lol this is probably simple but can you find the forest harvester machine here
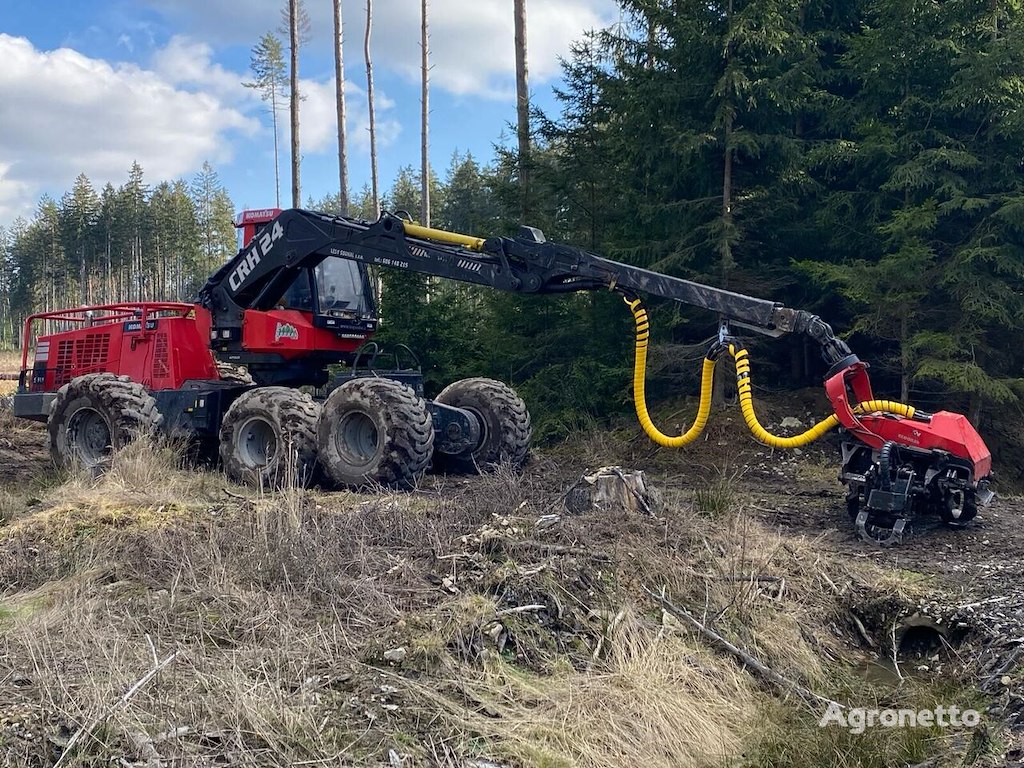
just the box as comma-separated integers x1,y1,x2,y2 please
13,208,992,544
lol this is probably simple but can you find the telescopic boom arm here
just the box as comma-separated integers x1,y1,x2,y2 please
198,208,854,367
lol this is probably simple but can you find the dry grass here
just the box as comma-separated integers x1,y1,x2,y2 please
0,435,987,767
400,606,759,768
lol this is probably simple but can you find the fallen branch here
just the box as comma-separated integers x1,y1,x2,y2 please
644,586,842,711
55,651,179,767
850,611,877,649
957,595,1010,611
889,621,904,682
985,645,1024,687
502,540,613,561
496,604,546,617
818,570,841,595
222,488,251,502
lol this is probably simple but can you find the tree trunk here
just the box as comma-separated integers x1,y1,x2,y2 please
272,82,281,209
420,0,430,226
714,0,735,406
289,0,301,208
900,313,910,402
334,0,350,215
365,0,380,219
513,0,529,220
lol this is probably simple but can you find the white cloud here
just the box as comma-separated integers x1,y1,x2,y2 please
0,164,34,224
297,78,401,156
149,34,399,159
152,35,251,103
389,0,617,98
144,0,619,98
0,34,258,223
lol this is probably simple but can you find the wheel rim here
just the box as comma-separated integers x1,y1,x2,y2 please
458,406,488,458
67,407,112,464
237,416,279,468
334,410,380,468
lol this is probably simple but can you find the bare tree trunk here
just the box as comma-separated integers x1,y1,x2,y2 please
272,82,282,209
513,0,529,219
420,0,430,226
289,0,301,208
334,0,350,215
365,0,380,219
722,116,733,280
714,0,735,406
900,313,910,402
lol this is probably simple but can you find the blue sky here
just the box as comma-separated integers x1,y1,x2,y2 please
0,0,619,226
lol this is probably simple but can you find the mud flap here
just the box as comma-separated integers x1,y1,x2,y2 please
855,510,907,547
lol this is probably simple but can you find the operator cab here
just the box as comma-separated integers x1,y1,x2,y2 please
278,258,373,318
230,210,379,379
235,208,377,321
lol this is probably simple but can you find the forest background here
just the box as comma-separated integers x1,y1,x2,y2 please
1,0,1022,443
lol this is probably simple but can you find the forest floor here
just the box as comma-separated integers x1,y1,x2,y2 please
0,386,1023,768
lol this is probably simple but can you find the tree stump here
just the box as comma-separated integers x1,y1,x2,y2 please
564,466,662,516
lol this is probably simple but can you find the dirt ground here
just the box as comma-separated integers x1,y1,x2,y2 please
0,394,1022,767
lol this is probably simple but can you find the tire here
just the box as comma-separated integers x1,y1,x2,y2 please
317,377,434,489
433,377,531,472
219,387,320,488
48,373,162,470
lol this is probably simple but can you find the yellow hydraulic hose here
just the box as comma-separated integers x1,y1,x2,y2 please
730,345,841,448
728,344,916,448
624,295,919,451
625,296,716,447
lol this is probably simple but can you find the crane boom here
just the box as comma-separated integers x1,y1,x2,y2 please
199,209,853,371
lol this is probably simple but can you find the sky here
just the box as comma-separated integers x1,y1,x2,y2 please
0,0,621,228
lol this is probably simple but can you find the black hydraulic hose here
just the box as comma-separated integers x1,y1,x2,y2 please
878,441,896,491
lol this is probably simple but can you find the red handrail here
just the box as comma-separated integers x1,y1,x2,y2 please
19,301,197,375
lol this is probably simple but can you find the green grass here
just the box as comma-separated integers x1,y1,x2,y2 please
693,480,735,517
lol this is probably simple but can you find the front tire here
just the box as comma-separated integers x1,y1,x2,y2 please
48,373,162,470
317,378,434,489
433,377,531,472
219,387,320,487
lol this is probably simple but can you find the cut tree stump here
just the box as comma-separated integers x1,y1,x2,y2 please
564,466,662,516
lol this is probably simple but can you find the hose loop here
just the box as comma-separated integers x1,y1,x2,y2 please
727,344,916,449
623,297,919,452
624,295,715,447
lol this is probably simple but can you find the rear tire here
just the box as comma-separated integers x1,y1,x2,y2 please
48,373,162,470
433,377,531,472
219,387,320,487
317,378,433,489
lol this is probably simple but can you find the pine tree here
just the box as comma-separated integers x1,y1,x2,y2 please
191,162,237,279
58,173,100,305
116,162,150,300
243,33,289,209
365,0,380,218
333,0,350,214
283,0,311,208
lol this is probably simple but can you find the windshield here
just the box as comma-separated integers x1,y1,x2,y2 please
315,258,371,315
